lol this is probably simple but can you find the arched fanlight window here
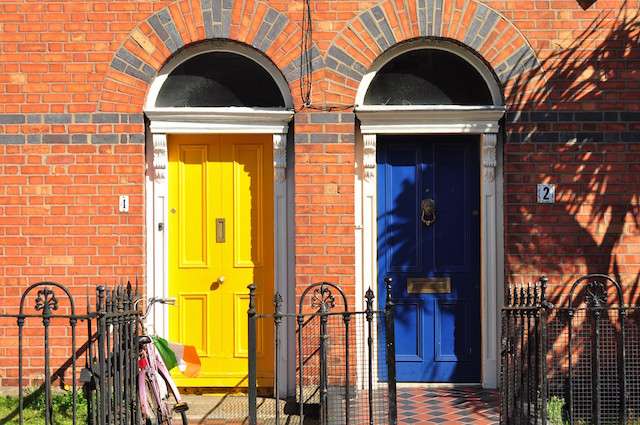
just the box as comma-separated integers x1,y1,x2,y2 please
155,51,286,108
363,49,493,106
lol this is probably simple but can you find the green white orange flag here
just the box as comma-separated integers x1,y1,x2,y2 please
151,336,201,378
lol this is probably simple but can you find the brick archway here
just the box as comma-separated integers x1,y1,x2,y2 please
99,0,319,112
323,0,541,105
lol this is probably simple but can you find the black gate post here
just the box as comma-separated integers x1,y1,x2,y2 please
247,283,258,425
589,291,602,425
40,288,55,425
365,288,375,425
69,295,78,425
618,304,627,424
274,292,283,425
384,277,398,425
17,306,25,425
96,286,107,425
538,276,550,425
343,311,351,425
319,288,329,425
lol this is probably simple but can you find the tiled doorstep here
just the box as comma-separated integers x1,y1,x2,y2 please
398,387,499,425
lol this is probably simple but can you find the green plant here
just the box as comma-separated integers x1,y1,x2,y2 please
0,388,88,424
52,390,87,418
546,397,640,425
547,396,566,425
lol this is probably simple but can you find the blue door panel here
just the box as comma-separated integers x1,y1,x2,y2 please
393,301,422,362
433,144,468,271
383,144,422,273
378,135,480,383
434,299,469,361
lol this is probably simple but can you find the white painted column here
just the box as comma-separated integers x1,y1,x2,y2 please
272,133,290,395
358,133,378,388
362,134,377,301
481,133,498,388
273,133,288,300
150,133,169,337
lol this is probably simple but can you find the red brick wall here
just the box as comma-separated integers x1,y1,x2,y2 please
0,0,639,385
0,143,145,285
294,112,356,299
0,142,145,385
504,140,640,305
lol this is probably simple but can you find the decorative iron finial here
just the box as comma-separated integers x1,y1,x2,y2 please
539,276,554,310
273,292,283,324
539,276,548,302
384,277,393,307
35,288,58,315
311,284,336,312
365,287,375,320
96,286,106,314
247,283,256,315
585,279,607,309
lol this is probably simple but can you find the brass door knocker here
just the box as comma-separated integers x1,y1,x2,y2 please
421,198,436,226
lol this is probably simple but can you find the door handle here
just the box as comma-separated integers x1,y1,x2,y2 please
210,276,225,290
421,198,436,226
216,218,225,243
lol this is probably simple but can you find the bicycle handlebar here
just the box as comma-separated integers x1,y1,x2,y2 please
135,297,176,320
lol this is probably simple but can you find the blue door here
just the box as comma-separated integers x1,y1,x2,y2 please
377,135,481,383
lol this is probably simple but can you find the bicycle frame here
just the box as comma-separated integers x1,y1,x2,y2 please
135,297,186,422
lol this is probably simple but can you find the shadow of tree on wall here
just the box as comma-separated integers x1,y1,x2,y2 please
502,4,640,421
504,2,640,306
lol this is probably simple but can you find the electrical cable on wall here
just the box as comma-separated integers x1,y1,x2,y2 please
298,0,355,112
299,0,313,107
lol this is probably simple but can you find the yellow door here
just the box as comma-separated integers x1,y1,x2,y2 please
168,134,274,387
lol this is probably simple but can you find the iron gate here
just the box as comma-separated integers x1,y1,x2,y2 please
0,281,140,425
248,280,398,425
500,274,640,425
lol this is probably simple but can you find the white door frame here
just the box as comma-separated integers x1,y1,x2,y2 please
355,106,505,388
354,38,506,389
143,40,295,394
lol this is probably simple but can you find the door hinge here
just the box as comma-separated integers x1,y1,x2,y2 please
158,222,164,231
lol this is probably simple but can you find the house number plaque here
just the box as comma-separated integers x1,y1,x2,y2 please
407,277,451,294
537,183,555,203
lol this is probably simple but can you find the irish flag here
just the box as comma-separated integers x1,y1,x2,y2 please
152,336,201,378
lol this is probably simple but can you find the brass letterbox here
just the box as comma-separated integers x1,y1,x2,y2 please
407,277,451,294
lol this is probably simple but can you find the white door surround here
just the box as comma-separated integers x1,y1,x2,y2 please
143,40,295,394
354,40,506,389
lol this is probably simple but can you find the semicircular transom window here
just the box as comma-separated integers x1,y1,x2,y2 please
364,49,493,106
156,52,286,108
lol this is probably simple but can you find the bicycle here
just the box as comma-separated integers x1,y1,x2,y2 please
135,296,189,425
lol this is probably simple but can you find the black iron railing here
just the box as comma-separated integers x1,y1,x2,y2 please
0,281,140,425
500,276,553,424
501,274,640,425
248,279,398,425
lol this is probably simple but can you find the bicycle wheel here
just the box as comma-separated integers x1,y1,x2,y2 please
143,373,188,425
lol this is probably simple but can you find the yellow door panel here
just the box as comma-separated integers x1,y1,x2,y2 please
168,134,274,387
179,294,208,356
178,145,209,267
232,143,264,267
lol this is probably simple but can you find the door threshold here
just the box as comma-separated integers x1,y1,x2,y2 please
396,383,482,388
